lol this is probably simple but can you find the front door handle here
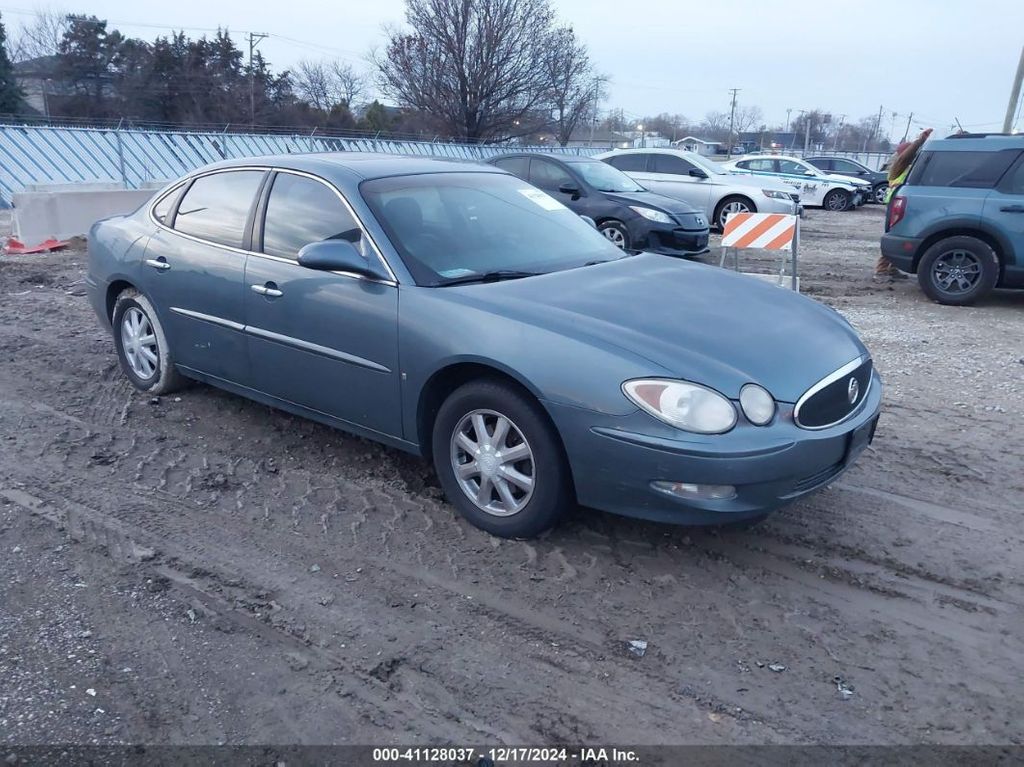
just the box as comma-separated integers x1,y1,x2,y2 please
145,257,170,271
251,283,283,298
1000,205,1024,213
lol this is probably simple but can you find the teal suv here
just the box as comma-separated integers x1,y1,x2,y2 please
881,134,1024,305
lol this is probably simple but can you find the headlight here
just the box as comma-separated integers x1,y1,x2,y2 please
623,379,737,434
739,384,776,425
629,206,673,224
761,189,792,200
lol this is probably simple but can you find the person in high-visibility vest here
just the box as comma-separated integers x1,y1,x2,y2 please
875,128,933,281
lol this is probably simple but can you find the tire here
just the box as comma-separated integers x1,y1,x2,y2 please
917,235,999,306
112,288,186,394
872,183,888,204
598,220,630,250
822,188,852,212
432,379,573,538
713,195,755,230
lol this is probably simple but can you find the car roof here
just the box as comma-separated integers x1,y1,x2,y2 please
922,135,1024,152
197,152,502,180
732,154,805,161
488,152,601,164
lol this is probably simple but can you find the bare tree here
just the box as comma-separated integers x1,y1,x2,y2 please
7,8,69,63
542,25,606,146
295,59,332,111
733,105,764,135
376,0,555,142
700,110,730,141
330,61,366,107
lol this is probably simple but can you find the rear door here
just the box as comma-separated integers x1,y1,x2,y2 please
527,157,585,214
141,168,267,383
244,170,402,437
981,152,1024,284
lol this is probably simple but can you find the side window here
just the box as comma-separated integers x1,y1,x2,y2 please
833,159,862,174
744,159,776,172
492,157,529,179
1004,158,1024,195
777,160,808,175
152,185,182,225
173,171,265,248
261,173,360,259
606,154,648,172
652,154,695,175
529,159,574,190
909,150,1018,188
810,158,832,171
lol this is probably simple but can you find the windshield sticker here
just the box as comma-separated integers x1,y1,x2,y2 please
517,188,565,211
438,268,476,278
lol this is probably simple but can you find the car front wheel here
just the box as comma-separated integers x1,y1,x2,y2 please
714,196,754,230
112,289,185,394
873,183,888,204
917,236,1000,306
598,220,630,250
432,379,573,538
823,189,852,212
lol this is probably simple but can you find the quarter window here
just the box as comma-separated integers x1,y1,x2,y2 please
605,154,648,172
152,185,181,225
173,171,265,248
262,173,359,259
652,154,695,175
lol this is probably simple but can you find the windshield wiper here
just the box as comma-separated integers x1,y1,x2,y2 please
437,269,542,286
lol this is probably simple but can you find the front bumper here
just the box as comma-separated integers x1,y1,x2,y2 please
545,370,882,525
880,233,921,273
639,224,711,257
759,196,802,218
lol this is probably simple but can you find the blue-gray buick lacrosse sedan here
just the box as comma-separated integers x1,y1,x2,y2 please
87,154,881,538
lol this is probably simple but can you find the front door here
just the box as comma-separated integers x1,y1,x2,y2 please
243,171,402,438
140,169,267,383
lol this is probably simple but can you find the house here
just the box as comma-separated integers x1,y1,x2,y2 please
565,128,634,149
670,136,721,156
13,56,62,115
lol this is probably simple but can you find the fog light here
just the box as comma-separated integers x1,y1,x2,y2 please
651,481,737,500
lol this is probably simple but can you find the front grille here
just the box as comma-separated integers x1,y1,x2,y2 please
794,358,872,430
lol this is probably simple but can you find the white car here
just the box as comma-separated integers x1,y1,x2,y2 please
597,148,801,230
721,154,872,212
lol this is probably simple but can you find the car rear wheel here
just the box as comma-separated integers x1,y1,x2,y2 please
823,189,852,212
917,236,999,306
112,289,186,394
598,220,630,250
432,379,573,538
714,196,754,230
873,183,888,204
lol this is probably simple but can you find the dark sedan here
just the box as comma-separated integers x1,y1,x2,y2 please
805,156,889,204
486,153,710,256
87,154,880,538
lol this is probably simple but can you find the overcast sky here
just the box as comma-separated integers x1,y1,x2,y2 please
4,0,1023,137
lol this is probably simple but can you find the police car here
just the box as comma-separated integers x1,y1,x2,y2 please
721,154,870,211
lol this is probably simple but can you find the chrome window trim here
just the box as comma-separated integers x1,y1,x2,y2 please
793,355,872,431
147,165,399,286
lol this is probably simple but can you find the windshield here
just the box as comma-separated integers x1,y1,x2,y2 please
571,161,645,192
684,152,729,176
361,172,623,286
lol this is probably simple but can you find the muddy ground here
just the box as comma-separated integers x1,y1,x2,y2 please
1,205,1022,747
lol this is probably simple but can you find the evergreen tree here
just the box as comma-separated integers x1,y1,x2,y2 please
0,12,25,113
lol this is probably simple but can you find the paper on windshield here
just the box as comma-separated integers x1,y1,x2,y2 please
517,188,566,211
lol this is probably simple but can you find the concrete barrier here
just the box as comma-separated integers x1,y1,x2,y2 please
12,185,165,245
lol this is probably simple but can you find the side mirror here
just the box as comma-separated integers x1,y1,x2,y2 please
579,215,597,229
688,168,709,179
558,182,582,199
804,170,816,177
297,239,388,280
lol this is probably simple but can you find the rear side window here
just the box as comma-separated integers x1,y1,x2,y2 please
174,171,265,248
492,157,529,179
908,150,1020,188
652,154,695,175
606,154,648,172
742,159,776,172
261,173,359,259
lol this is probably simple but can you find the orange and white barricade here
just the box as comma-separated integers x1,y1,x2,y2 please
720,212,800,291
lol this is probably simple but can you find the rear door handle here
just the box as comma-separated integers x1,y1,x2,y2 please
251,283,283,297
145,257,170,271
1000,205,1024,213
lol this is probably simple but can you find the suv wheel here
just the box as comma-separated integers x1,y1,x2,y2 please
917,235,1000,306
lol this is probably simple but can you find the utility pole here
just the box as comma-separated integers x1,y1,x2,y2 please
873,104,884,150
785,108,792,133
804,116,812,153
727,88,740,158
1003,45,1024,133
247,32,269,128
901,112,914,142
831,114,846,150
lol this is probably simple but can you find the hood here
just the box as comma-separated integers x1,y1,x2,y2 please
826,173,871,188
447,254,867,402
602,189,699,216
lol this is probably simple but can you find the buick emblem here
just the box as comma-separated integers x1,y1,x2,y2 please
847,377,860,405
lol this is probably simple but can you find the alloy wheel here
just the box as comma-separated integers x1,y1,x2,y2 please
874,184,888,204
450,409,535,517
601,225,627,249
719,200,750,228
932,250,982,294
120,306,159,380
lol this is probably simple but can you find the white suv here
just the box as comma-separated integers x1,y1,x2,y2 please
597,148,801,230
